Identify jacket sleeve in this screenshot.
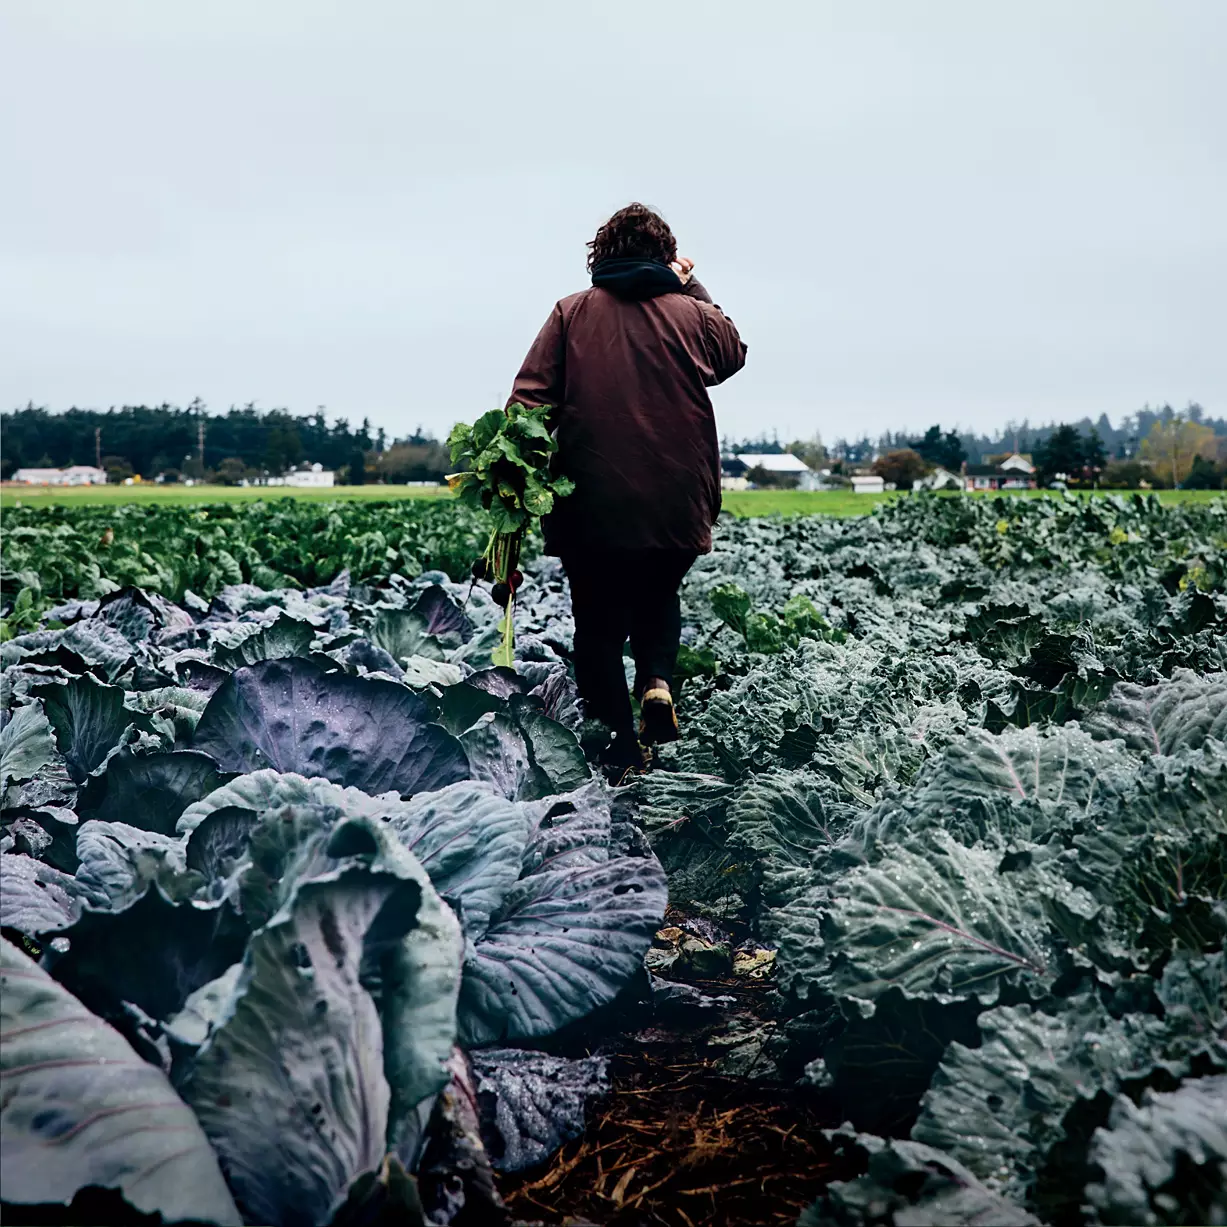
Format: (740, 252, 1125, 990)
(697, 301, 747, 387)
(508, 303, 565, 415)
(680, 277, 714, 304)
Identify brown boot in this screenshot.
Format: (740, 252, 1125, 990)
(638, 682, 680, 746)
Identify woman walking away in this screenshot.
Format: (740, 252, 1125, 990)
(507, 203, 748, 776)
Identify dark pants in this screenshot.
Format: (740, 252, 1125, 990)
(561, 549, 698, 739)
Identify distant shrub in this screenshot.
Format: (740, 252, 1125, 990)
(872, 448, 928, 491)
(746, 465, 800, 490)
(1100, 460, 1147, 489)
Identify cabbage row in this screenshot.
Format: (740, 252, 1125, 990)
(2, 490, 1225, 1226)
(0, 562, 663, 1224)
(0, 497, 492, 616)
(639, 492, 1227, 1226)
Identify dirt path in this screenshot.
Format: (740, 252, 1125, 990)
(503, 1046, 848, 1226)
(501, 914, 851, 1227)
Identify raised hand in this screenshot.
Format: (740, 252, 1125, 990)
(669, 255, 695, 284)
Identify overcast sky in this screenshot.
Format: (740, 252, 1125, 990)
(2, 1, 1223, 444)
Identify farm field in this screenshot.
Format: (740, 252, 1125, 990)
(4, 481, 1224, 516)
(1, 492, 1225, 1225)
(0, 482, 453, 508)
(720, 486, 1225, 517)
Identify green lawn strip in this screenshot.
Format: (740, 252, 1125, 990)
(0, 483, 451, 508)
(2, 483, 1224, 517)
(721, 488, 1226, 517)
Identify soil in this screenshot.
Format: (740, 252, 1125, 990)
(503, 1051, 849, 1226)
(500, 926, 852, 1227)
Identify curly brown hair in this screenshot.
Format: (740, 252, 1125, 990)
(586, 203, 677, 273)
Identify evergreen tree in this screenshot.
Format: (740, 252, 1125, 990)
(1183, 454, 1222, 489)
(1033, 425, 1087, 483)
(1083, 428, 1107, 475)
(910, 425, 966, 470)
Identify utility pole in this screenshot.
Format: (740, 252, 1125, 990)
(198, 419, 205, 472)
(95, 427, 101, 470)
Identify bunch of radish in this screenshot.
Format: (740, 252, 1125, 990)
(446, 403, 574, 666)
(471, 554, 524, 609)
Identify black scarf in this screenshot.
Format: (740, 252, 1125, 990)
(590, 257, 683, 301)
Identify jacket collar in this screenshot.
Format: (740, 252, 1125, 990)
(590, 257, 683, 301)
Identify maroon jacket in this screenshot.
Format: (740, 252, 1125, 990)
(508, 275, 747, 555)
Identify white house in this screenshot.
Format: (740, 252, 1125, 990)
(736, 452, 809, 476)
(10, 465, 107, 485)
(65, 465, 108, 484)
(283, 462, 335, 488)
(916, 466, 963, 491)
(10, 468, 63, 484)
(723, 452, 831, 491)
(963, 453, 1037, 491)
(851, 474, 886, 494)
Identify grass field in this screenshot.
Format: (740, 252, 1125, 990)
(1, 482, 1223, 517)
(723, 487, 1226, 516)
(0, 483, 452, 508)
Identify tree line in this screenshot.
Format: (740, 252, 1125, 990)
(0, 402, 452, 485)
(725, 402, 1227, 490)
(6, 400, 1225, 489)
(867, 415, 1226, 490)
